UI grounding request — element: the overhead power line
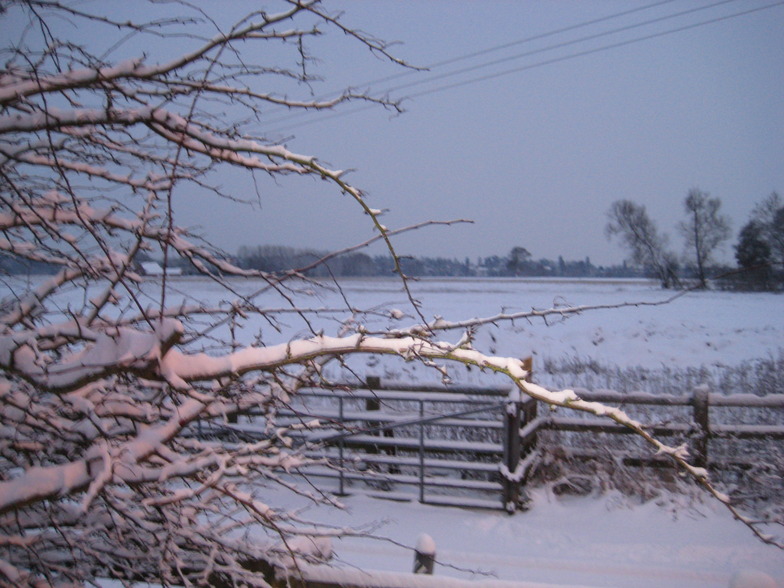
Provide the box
[262,0,681,129]
[265,0,784,135]
[406,0,784,101]
[265,0,679,124]
[374,0,743,98]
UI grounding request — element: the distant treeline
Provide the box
[231,244,778,288]
[232,244,640,279]
[1,244,768,287]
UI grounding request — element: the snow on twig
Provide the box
[2,2,780,585]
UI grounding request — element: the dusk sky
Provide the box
[10,1,784,266]
[222,0,784,266]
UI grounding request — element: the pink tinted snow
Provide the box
[260,486,784,588]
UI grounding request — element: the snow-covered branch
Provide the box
[1,1,778,585]
[388,289,689,337]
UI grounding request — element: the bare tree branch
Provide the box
[1,2,779,585]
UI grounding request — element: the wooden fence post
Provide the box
[521,357,537,457]
[365,375,381,412]
[337,395,346,496]
[692,385,710,468]
[413,534,436,575]
[364,376,398,472]
[519,356,536,503]
[418,398,426,504]
[522,356,533,382]
[502,394,522,513]
[365,375,381,442]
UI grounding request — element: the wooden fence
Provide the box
[222,375,784,512]
[538,386,784,469]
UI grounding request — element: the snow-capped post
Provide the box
[521,356,538,458]
[418,397,427,503]
[500,356,532,512]
[502,387,523,513]
[365,375,398,472]
[692,385,710,468]
[413,533,436,575]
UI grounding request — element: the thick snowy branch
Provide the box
[1,2,778,585]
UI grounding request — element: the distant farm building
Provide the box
[139,261,182,276]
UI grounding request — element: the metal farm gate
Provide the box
[278,376,538,512]
[202,372,784,513]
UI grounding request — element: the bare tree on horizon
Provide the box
[0,2,779,585]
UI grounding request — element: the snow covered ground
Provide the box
[8,276,784,586]
[356,277,784,371]
[267,276,784,387]
[264,484,783,588]
[245,277,783,587]
[16,275,780,372]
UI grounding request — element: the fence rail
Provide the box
[209,374,784,512]
[273,378,515,509]
[551,386,784,469]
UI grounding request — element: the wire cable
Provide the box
[372,0,743,99]
[265,0,783,135]
[406,0,784,101]
[262,0,680,126]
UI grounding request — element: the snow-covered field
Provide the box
[315,276,784,381]
[145,275,784,374]
[186,276,783,587]
[251,277,783,587]
[16,274,780,372]
[7,276,784,586]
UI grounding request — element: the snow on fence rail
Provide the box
[545,385,784,470]
[205,374,784,512]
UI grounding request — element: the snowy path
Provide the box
[271,487,784,588]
